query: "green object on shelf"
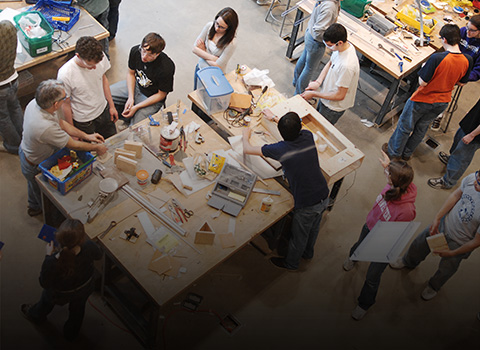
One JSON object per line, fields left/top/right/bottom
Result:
{"left": 13, "top": 11, "right": 54, "bottom": 57}
{"left": 341, "top": 0, "right": 372, "bottom": 18}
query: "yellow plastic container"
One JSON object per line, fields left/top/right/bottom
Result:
{"left": 396, "top": 5, "right": 437, "bottom": 35}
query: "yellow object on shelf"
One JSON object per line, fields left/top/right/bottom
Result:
{"left": 52, "top": 16, "right": 70, "bottom": 22}
{"left": 396, "top": 5, "right": 437, "bottom": 35}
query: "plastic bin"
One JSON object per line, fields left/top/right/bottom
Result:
{"left": 196, "top": 67, "right": 234, "bottom": 114}
{"left": 31, "top": 0, "right": 80, "bottom": 32}
{"left": 396, "top": 5, "right": 437, "bottom": 35}
{"left": 14, "top": 11, "right": 53, "bottom": 57}
{"left": 39, "top": 148, "right": 96, "bottom": 195}
{"left": 341, "top": 0, "right": 372, "bottom": 18}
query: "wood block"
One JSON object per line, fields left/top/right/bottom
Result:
{"left": 427, "top": 233, "right": 449, "bottom": 255}
{"left": 114, "top": 148, "right": 136, "bottom": 163}
{"left": 229, "top": 92, "right": 252, "bottom": 109}
{"left": 148, "top": 251, "right": 172, "bottom": 275}
{"left": 194, "top": 231, "right": 215, "bottom": 245}
{"left": 164, "top": 257, "right": 182, "bottom": 277}
{"left": 219, "top": 233, "right": 236, "bottom": 249}
{"left": 116, "top": 155, "right": 137, "bottom": 176}
{"left": 124, "top": 140, "right": 143, "bottom": 158}
{"left": 97, "top": 151, "right": 112, "bottom": 164}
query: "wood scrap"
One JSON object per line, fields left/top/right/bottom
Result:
{"left": 124, "top": 140, "right": 143, "bottom": 158}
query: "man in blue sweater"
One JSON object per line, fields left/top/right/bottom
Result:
{"left": 243, "top": 110, "right": 329, "bottom": 270}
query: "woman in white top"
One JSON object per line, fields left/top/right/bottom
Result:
{"left": 192, "top": 7, "right": 239, "bottom": 88}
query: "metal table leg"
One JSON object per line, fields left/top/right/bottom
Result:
{"left": 374, "top": 77, "right": 401, "bottom": 126}
{"left": 442, "top": 85, "right": 463, "bottom": 133}
{"left": 327, "top": 177, "right": 344, "bottom": 211}
{"left": 286, "top": 8, "right": 304, "bottom": 59}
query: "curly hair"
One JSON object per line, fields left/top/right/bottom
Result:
{"left": 75, "top": 36, "right": 104, "bottom": 62}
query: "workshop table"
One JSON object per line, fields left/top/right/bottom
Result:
{"left": 188, "top": 69, "right": 365, "bottom": 210}
{"left": 36, "top": 101, "right": 294, "bottom": 348}
{"left": 285, "top": 0, "right": 435, "bottom": 125}
{"left": 0, "top": 1, "right": 109, "bottom": 71}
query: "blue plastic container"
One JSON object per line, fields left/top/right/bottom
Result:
{"left": 31, "top": 0, "right": 80, "bottom": 32}
{"left": 196, "top": 67, "right": 234, "bottom": 114}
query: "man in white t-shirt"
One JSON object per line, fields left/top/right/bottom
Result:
{"left": 301, "top": 23, "right": 359, "bottom": 125}
{"left": 58, "top": 36, "right": 117, "bottom": 139}
{"left": 391, "top": 171, "right": 480, "bottom": 300}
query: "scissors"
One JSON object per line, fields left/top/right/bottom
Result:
{"left": 172, "top": 199, "right": 194, "bottom": 219}
{"left": 168, "top": 204, "right": 182, "bottom": 223}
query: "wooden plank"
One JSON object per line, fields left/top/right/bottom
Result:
{"left": 116, "top": 155, "right": 137, "bottom": 176}
{"left": 124, "top": 140, "right": 143, "bottom": 158}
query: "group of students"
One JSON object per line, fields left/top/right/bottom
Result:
{"left": 4, "top": 2, "right": 480, "bottom": 340}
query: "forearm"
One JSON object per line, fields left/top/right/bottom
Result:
{"left": 450, "top": 234, "right": 480, "bottom": 255}
{"left": 314, "top": 87, "right": 347, "bottom": 101}
{"left": 434, "top": 188, "right": 463, "bottom": 222}
{"left": 469, "top": 124, "right": 480, "bottom": 138}
{"left": 192, "top": 46, "right": 218, "bottom": 62}
{"left": 315, "top": 61, "right": 331, "bottom": 86}
{"left": 242, "top": 138, "right": 263, "bottom": 156}
{"left": 60, "top": 119, "right": 88, "bottom": 140}
{"left": 134, "top": 91, "right": 166, "bottom": 110}
{"left": 126, "top": 69, "right": 136, "bottom": 98}
{"left": 66, "top": 138, "right": 103, "bottom": 152}
{"left": 61, "top": 100, "right": 74, "bottom": 125}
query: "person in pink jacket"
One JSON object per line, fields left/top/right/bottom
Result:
{"left": 344, "top": 152, "right": 417, "bottom": 320}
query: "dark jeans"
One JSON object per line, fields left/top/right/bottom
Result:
{"left": 95, "top": 10, "right": 109, "bottom": 58}
{"left": 73, "top": 104, "right": 116, "bottom": 139}
{"left": 28, "top": 280, "right": 95, "bottom": 340}
{"left": 108, "top": 0, "right": 121, "bottom": 39}
{"left": 349, "top": 223, "right": 388, "bottom": 310}
{"left": 317, "top": 101, "right": 345, "bottom": 125}
{"left": 0, "top": 79, "right": 23, "bottom": 153}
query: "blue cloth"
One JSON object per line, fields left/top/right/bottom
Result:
{"left": 261, "top": 129, "right": 329, "bottom": 209}
{"left": 293, "top": 30, "right": 326, "bottom": 95}
{"left": 0, "top": 79, "right": 23, "bottom": 153}
{"left": 387, "top": 99, "right": 448, "bottom": 158}
{"left": 19, "top": 147, "right": 41, "bottom": 212}
{"left": 402, "top": 220, "right": 472, "bottom": 291}
{"left": 284, "top": 197, "right": 329, "bottom": 269}
{"left": 460, "top": 26, "right": 480, "bottom": 82}
{"left": 317, "top": 101, "right": 345, "bottom": 125}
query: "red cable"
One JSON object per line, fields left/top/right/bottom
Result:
{"left": 87, "top": 298, "right": 132, "bottom": 334}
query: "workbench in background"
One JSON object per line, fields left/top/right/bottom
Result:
{"left": 0, "top": 1, "right": 109, "bottom": 71}
{"left": 285, "top": 0, "right": 435, "bottom": 125}
{"left": 188, "top": 68, "right": 365, "bottom": 210}
{"left": 36, "top": 101, "right": 293, "bottom": 347}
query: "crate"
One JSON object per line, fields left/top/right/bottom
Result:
{"left": 31, "top": 0, "right": 80, "bottom": 32}
{"left": 341, "top": 0, "right": 372, "bottom": 18}
{"left": 396, "top": 5, "right": 437, "bottom": 35}
{"left": 196, "top": 67, "right": 233, "bottom": 114}
{"left": 39, "top": 148, "right": 96, "bottom": 195}
{"left": 14, "top": 11, "right": 53, "bottom": 57}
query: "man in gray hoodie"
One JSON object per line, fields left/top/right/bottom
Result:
{"left": 293, "top": 0, "right": 340, "bottom": 95}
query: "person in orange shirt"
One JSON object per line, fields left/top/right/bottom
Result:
{"left": 384, "top": 24, "right": 472, "bottom": 160}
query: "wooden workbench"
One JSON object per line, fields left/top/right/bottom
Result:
{"left": 188, "top": 68, "right": 365, "bottom": 209}
{"left": 285, "top": 0, "right": 436, "bottom": 125}
{"left": 0, "top": 1, "right": 109, "bottom": 71}
{"left": 36, "top": 101, "right": 293, "bottom": 347}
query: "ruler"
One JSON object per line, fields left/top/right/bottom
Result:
{"left": 252, "top": 188, "right": 281, "bottom": 196}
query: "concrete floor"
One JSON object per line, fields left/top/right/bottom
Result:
{"left": 1, "top": 0, "right": 480, "bottom": 349}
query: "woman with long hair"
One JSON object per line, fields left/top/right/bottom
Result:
{"left": 192, "top": 7, "right": 239, "bottom": 87}
{"left": 344, "top": 152, "right": 417, "bottom": 320}
{"left": 21, "top": 219, "right": 102, "bottom": 341}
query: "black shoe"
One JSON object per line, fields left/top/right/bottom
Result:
{"left": 270, "top": 257, "right": 297, "bottom": 271}
{"left": 438, "top": 151, "right": 449, "bottom": 165}
{"left": 428, "top": 177, "right": 451, "bottom": 190}
{"left": 20, "top": 304, "right": 44, "bottom": 324}
{"left": 27, "top": 207, "right": 42, "bottom": 217}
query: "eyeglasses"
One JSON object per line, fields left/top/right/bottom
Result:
{"left": 475, "top": 171, "right": 480, "bottom": 186}
{"left": 467, "top": 26, "right": 479, "bottom": 33}
{"left": 215, "top": 20, "right": 228, "bottom": 30}
{"left": 57, "top": 95, "right": 67, "bottom": 103}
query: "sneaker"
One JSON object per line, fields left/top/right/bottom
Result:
{"left": 27, "top": 207, "right": 42, "bottom": 217}
{"left": 20, "top": 304, "right": 43, "bottom": 324}
{"left": 343, "top": 257, "right": 355, "bottom": 271}
{"left": 256, "top": 0, "right": 271, "bottom": 5}
{"left": 351, "top": 305, "right": 367, "bottom": 320}
{"left": 270, "top": 257, "right": 297, "bottom": 271}
{"left": 421, "top": 285, "right": 438, "bottom": 301}
{"left": 428, "top": 177, "right": 451, "bottom": 190}
{"left": 390, "top": 256, "right": 405, "bottom": 269}
{"left": 402, "top": 155, "right": 411, "bottom": 161}
{"left": 438, "top": 151, "right": 449, "bottom": 165}
{"left": 116, "top": 120, "right": 129, "bottom": 132}
{"left": 430, "top": 116, "right": 442, "bottom": 131}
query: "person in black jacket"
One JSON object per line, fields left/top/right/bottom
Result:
{"left": 21, "top": 219, "right": 102, "bottom": 341}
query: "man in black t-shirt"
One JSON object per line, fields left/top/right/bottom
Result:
{"left": 429, "top": 97, "right": 480, "bottom": 189}
{"left": 111, "top": 33, "right": 175, "bottom": 128}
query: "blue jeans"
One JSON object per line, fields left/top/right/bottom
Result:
{"left": 317, "top": 101, "right": 345, "bottom": 125}
{"left": 387, "top": 99, "right": 448, "bottom": 158}
{"left": 0, "top": 79, "right": 23, "bottom": 153}
{"left": 110, "top": 80, "right": 164, "bottom": 125}
{"left": 442, "top": 128, "right": 480, "bottom": 187}
{"left": 19, "top": 147, "right": 42, "bottom": 211}
{"left": 348, "top": 223, "right": 388, "bottom": 310}
{"left": 284, "top": 198, "right": 329, "bottom": 269}
{"left": 293, "top": 30, "right": 325, "bottom": 95}
{"left": 402, "top": 220, "right": 471, "bottom": 292}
